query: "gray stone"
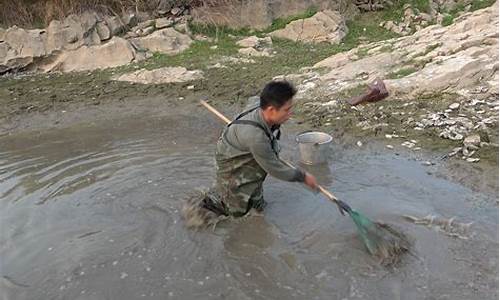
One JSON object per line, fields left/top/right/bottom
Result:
{"left": 89, "top": 29, "right": 101, "bottom": 45}
{"left": 463, "top": 134, "right": 481, "bottom": 147}
{"left": 114, "top": 66, "right": 203, "bottom": 84}
{"left": 40, "top": 37, "right": 136, "bottom": 73}
{"left": 269, "top": 10, "right": 348, "bottom": 44}
{"left": 141, "top": 26, "right": 155, "bottom": 36}
{"left": 0, "top": 28, "right": 5, "bottom": 41}
{"left": 122, "top": 13, "right": 138, "bottom": 27}
{"left": 130, "top": 28, "right": 192, "bottom": 55}
{"left": 171, "top": 7, "right": 182, "bottom": 15}
{"left": 137, "top": 20, "right": 156, "bottom": 30}
{"left": 105, "top": 16, "right": 126, "bottom": 36}
{"left": 96, "top": 22, "right": 111, "bottom": 41}
{"left": 465, "top": 158, "right": 480, "bottom": 163}
{"left": 156, "top": 17, "right": 173, "bottom": 29}
{"left": 236, "top": 36, "right": 272, "bottom": 49}
{"left": 419, "top": 12, "right": 433, "bottom": 22}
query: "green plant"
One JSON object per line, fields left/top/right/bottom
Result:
{"left": 441, "top": 14, "right": 454, "bottom": 26}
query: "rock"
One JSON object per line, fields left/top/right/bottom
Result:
{"left": 375, "top": 3, "right": 499, "bottom": 99}
{"left": 386, "top": 145, "right": 394, "bottom": 149}
{"left": 124, "top": 31, "right": 139, "bottom": 39}
{"left": 105, "top": 16, "right": 126, "bottom": 36}
{"left": 45, "top": 20, "right": 81, "bottom": 51}
{"left": 157, "top": 0, "right": 173, "bottom": 13}
{"left": 96, "top": 22, "right": 111, "bottom": 41}
{"left": 89, "top": 29, "right": 101, "bottom": 45}
{"left": 136, "top": 20, "right": 156, "bottom": 30}
{"left": 401, "top": 141, "right": 415, "bottom": 148}
{"left": 269, "top": 10, "right": 348, "bottom": 44}
{"left": 419, "top": 12, "right": 433, "bottom": 22}
{"left": 141, "top": 26, "right": 155, "bottom": 36}
{"left": 193, "top": 34, "right": 210, "bottom": 41}
{"left": 122, "top": 13, "right": 138, "bottom": 27}
{"left": 466, "top": 158, "right": 480, "bottom": 163}
{"left": 404, "top": 7, "right": 415, "bottom": 20}
{"left": 79, "top": 12, "right": 99, "bottom": 34}
{"left": 155, "top": 17, "right": 173, "bottom": 29}
{"left": 463, "top": 134, "right": 481, "bottom": 147}
{"left": 449, "top": 102, "right": 460, "bottom": 110}
{"left": 238, "top": 47, "right": 271, "bottom": 57}
{"left": 3, "top": 26, "right": 47, "bottom": 57}
{"left": 40, "top": 37, "right": 136, "bottom": 73}
{"left": 0, "top": 26, "right": 48, "bottom": 73}
{"left": 114, "top": 66, "right": 203, "bottom": 84}
{"left": 173, "top": 22, "right": 189, "bottom": 34}
{"left": 236, "top": 36, "right": 272, "bottom": 49}
{"left": 171, "top": 7, "right": 182, "bottom": 16}
{"left": 130, "top": 28, "right": 192, "bottom": 55}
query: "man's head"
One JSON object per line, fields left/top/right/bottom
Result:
{"left": 260, "top": 81, "right": 297, "bottom": 125}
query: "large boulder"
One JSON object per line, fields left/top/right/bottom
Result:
{"left": 129, "top": 28, "right": 192, "bottom": 55}
{"left": 114, "top": 67, "right": 203, "bottom": 84}
{"left": 104, "top": 15, "right": 126, "bottom": 36}
{"left": 2, "top": 26, "right": 47, "bottom": 58}
{"left": 155, "top": 17, "right": 173, "bottom": 29}
{"left": 96, "top": 22, "right": 111, "bottom": 41}
{"left": 0, "top": 26, "right": 47, "bottom": 72}
{"left": 45, "top": 13, "right": 100, "bottom": 52}
{"left": 39, "top": 37, "right": 136, "bottom": 73}
{"left": 191, "top": 0, "right": 358, "bottom": 30}
{"left": 269, "top": 10, "right": 348, "bottom": 44}
{"left": 310, "top": 3, "right": 498, "bottom": 98}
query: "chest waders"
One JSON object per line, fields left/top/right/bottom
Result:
{"left": 214, "top": 106, "right": 281, "bottom": 217}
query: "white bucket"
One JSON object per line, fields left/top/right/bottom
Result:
{"left": 296, "top": 131, "right": 332, "bottom": 165}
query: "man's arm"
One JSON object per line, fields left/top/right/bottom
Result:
{"left": 248, "top": 139, "right": 305, "bottom": 182}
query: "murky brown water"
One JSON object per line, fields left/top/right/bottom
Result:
{"left": 0, "top": 107, "right": 498, "bottom": 300}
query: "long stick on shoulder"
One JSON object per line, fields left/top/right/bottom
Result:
{"left": 200, "top": 100, "right": 344, "bottom": 205}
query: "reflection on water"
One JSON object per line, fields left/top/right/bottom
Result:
{"left": 0, "top": 112, "right": 498, "bottom": 300}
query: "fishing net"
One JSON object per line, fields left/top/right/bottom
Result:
{"left": 349, "top": 210, "right": 411, "bottom": 266}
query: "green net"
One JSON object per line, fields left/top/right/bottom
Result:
{"left": 348, "top": 210, "right": 410, "bottom": 266}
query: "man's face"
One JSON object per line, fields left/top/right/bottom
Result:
{"left": 267, "top": 100, "right": 293, "bottom": 125}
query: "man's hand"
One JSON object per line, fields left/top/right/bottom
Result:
{"left": 304, "top": 172, "right": 318, "bottom": 191}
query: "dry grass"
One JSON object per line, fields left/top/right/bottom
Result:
{"left": 0, "top": 0, "right": 207, "bottom": 28}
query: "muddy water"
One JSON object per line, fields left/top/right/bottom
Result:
{"left": 0, "top": 107, "right": 498, "bottom": 300}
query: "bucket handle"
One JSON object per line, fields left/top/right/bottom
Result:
{"left": 296, "top": 130, "right": 321, "bottom": 147}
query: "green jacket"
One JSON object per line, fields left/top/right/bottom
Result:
{"left": 216, "top": 105, "right": 305, "bottom": 183}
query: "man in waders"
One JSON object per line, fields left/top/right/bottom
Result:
{"left": 202, "top": 81, "right": 319, "bottom": 217}
{"left": 201, "top": 78, "right": 388, "bottom": 217}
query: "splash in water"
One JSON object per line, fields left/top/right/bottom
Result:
{"left": 181, "top": 189, "right": 229, "bottom": 230}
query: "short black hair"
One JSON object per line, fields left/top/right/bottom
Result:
{"left": 260, "top": 81, "right": 297, "bottom": 109}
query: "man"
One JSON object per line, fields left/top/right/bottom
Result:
{"left": 202, "top": 81, "right": 318, "bottom": 217}
{"left": 197, "top": 79, "right": 388, "bottom": 220}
